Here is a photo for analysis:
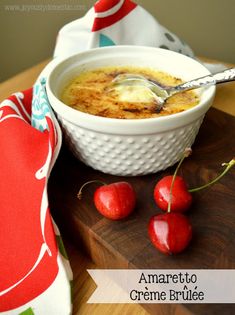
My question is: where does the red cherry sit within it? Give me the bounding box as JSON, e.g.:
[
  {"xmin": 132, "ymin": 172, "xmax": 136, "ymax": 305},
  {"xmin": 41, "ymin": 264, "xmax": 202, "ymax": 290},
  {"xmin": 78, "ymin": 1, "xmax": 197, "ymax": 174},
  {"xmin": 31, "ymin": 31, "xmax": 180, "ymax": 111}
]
[
  {"xmin": 154, "ymin": 175, "xmax": 192, "ymax": 212},
  {"xmin": 94, "ymin": 182, "xmax": 136, "ymax": 220},
  {"xmin": 148, "ymin": 212, "xmax": 192, "ymax": 255}
]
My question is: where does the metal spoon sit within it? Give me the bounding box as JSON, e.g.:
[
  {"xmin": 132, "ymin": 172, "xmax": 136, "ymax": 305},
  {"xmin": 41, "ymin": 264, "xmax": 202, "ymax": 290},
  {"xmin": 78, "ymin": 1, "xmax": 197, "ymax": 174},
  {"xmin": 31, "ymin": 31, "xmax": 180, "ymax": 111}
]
[{"xmin": 112, "ymin": 68, "xmax": 235, "ymax": 110}]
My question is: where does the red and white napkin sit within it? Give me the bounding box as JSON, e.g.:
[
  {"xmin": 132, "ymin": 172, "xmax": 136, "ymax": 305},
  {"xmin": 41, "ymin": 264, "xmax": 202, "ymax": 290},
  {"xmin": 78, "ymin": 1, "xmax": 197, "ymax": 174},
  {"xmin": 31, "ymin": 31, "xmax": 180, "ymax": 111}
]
[
  {"xmin": 54, "ymin": 0, "xmax": 194, "ymax": 58},
  {"xmin": 0, "ymin": 82, "xmax": 72, "ymax": 314},
  {"xmin": 54, "ymin": 0, "xmax": 226, "ymax": 73}
]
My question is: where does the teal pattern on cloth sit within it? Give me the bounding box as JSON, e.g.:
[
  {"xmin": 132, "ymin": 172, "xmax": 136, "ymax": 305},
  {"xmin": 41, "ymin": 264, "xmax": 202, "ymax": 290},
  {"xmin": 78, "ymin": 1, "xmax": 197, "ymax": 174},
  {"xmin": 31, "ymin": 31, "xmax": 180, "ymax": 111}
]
[
  {"xmin": 32, "ymin": 78, "xmax": 51, "ymax": 132},
  {"xmin": 99, "ymin": 34, "xmax": 116, "ymax": 47}
]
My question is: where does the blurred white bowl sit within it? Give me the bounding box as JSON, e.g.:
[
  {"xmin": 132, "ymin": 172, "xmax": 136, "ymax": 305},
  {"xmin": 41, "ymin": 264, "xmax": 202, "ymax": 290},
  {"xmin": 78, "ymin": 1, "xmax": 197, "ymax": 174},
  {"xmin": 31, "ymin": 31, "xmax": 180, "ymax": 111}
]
[{"xmin": 47, "ymin": 46, "xmax": 215, "ymax": 176}]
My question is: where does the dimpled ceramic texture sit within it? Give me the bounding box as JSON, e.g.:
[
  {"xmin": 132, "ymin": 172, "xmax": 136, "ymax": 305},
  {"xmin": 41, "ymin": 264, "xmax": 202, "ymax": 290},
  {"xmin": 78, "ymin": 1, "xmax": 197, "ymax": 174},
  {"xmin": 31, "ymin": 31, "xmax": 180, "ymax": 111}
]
[
  {"xmin": 59, "ymin": 115, "xmax": 203, "ymax": 176},
  {"xmin": 47, "ymin": 46, "xmax": 216, "ymax": 176}
]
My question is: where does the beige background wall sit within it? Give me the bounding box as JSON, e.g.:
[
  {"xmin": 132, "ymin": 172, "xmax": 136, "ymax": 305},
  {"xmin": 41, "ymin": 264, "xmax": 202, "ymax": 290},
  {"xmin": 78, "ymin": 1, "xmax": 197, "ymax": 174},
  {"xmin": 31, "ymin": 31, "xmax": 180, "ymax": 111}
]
[{"xmin": 0, "ymin": 0, "xmax": 235, "ymax": 82}]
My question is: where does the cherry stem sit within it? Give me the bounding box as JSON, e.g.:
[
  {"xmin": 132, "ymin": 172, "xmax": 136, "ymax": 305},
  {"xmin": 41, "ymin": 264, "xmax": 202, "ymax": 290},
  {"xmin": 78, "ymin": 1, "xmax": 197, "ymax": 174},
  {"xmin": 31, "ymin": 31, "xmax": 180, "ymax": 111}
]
[
  {"xmin": 77, "ymin": 180, "xmax": 106, "ymax": 200},
  {"xmin": 189, "ymin": 158, "xmax": 235, "ymax": 193},
  {"xmin": 167, "ymin": 148, "xmax": 192, "ymax": 213}
]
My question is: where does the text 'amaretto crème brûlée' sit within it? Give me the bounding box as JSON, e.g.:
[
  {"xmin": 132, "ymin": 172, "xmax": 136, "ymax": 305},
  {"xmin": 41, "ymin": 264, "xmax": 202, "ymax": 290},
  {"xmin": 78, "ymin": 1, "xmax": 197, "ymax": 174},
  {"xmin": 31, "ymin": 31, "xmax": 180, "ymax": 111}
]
[{"xmin": 61, "ymin": 66, "xmax": 200, "ymax": 119}]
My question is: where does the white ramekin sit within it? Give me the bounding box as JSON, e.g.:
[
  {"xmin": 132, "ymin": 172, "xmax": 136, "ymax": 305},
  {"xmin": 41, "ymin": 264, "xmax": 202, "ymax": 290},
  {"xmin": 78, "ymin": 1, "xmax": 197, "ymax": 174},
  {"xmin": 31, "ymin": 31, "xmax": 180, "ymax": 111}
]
[{"xmin": 46, "ymin": 46, "xmax": 216, "ymax": 176}]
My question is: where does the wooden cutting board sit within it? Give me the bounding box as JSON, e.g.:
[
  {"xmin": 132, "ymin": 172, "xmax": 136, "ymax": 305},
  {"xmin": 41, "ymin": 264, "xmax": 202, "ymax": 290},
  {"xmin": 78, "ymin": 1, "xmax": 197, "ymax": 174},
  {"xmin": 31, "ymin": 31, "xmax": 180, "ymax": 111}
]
[{"xmin": 49, "ymin": 107, "xmax": 235, "ymax": 315}]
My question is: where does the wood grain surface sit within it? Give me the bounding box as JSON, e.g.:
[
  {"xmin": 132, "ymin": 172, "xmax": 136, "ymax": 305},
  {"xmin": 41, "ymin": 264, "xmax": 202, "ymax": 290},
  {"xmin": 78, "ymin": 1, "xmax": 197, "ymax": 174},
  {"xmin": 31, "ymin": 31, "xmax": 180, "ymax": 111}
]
[{"xmin": 48, "ymin": 107, "xmax": 235, "ymax": 315}]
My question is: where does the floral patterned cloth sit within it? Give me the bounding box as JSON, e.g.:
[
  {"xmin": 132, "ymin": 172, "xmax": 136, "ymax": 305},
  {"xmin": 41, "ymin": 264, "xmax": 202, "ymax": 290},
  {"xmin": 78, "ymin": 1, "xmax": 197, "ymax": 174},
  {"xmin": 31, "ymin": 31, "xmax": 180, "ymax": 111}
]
[
  {"xmin": 0, "ymin": 81, "xmax": 72, "ymax": 314},
  {"xmin": 54, "ymin": 0, "xmax": 194, "ymax": 58}
]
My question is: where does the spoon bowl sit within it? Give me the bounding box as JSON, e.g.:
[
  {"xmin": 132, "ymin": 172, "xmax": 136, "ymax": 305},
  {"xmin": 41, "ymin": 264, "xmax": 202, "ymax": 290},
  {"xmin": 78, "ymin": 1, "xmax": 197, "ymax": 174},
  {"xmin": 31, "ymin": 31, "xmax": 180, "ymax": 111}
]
[{"xmin": 113, "ymin": 68, "xmax": 235, "ymax": 110}]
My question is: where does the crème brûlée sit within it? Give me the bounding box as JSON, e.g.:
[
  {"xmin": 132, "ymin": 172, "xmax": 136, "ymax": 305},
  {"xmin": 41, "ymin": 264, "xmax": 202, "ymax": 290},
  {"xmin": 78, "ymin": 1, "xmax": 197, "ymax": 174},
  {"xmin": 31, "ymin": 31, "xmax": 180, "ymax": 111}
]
[{"xmin": 60, "ymin": 66, "xmax": 200, "ymax": 119}]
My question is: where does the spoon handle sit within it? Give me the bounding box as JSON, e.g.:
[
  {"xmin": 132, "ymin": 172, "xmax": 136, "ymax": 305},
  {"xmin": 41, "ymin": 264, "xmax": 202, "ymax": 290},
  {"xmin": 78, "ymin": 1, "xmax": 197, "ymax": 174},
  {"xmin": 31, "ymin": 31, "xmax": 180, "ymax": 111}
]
[{"xmin": 170, "ymin": 68, "xmax": 235, "ymax": 94}]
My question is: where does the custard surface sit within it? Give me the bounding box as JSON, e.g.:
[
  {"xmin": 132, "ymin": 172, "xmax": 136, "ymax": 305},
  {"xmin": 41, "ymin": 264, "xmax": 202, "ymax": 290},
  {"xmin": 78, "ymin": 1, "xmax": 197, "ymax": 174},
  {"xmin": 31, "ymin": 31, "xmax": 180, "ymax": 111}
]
[{"xmin": 61, "ymin": 66, "xmax": 199, "ymax": 119}]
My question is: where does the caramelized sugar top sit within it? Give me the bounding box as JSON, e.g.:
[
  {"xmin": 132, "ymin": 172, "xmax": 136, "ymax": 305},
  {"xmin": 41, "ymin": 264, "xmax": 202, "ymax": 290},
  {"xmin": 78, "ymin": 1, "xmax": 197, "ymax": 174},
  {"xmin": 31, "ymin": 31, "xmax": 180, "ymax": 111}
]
[{"xmin": 61, "ymin": 66, "xmax": 199, "ymax": 119}]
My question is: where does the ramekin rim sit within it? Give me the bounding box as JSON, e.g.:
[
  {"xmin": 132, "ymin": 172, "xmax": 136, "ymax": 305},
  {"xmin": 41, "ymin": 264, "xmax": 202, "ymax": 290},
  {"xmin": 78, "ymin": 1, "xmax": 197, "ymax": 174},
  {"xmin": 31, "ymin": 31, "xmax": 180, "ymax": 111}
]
[{"xmin": 46, "ymin": 45, "xmax": 216, "ymax": 127}]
